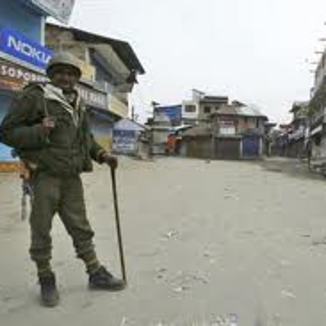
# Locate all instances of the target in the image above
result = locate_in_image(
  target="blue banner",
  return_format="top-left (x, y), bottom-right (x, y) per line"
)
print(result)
top-left (0, 28), bottom-right (53, 70)
top-left (155, 105), bottom-right (182, 126)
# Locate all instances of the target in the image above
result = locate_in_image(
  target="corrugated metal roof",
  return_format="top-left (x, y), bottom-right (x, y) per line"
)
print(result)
top-left (236, 104), bottom-right (266, 117)
top-left (200, 96), bottom-right (229, 104)
top-left (216, 106), bottom-right (238, 115)
top-left (214, 104), bottom-right (267, 118)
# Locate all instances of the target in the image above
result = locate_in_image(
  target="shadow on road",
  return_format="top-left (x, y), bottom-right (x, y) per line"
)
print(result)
top-left (256, 157), bottom-right (325, 182)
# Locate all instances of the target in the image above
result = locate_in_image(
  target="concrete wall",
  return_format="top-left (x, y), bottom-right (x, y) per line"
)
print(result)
top-left (182, 100), bottom-right (199, 122)
top-left (198, 103), bottom-right (217, 122)
top-left (213, 116), bottom-right (265, 135)
top-left (45, 28), bottom-right (88, 61)
top-left (237, 117), bottom-right (265, 134)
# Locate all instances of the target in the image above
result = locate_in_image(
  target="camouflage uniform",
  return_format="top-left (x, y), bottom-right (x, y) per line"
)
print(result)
top-left (1, 83), bottom-right (105, 275)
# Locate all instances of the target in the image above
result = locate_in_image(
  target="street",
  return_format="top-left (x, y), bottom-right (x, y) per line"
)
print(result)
top-left (0, 157), bottom-right (326, 325)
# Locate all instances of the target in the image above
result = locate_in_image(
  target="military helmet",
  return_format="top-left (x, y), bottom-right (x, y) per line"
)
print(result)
top-left (46, 52), bottom-right (82, 78)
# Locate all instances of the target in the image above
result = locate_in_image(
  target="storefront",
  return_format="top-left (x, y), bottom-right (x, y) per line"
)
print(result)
top-left (78, 83), bottom-right (114, 151)
top-left (0, 58), bottom-right (48, 163)
top-left (0, 1), bottom-right (48, 170)
top-left (0, 28), bottom-right (51, 167)
top-left (0, 1), bottom-right (77, 171)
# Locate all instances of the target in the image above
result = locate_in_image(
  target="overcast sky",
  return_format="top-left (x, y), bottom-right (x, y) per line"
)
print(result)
top-left (69, 0), bottom-right (326, 124)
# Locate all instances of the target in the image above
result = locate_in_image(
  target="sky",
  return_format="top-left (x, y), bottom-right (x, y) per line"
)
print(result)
top-left (67, 0), bottom-right (326, 124)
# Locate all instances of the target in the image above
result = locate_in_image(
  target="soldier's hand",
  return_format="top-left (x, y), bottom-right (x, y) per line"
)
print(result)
top-left (102, 153), bottom-right (118, 169)
top-left (42, 117), bottom-right (56, 134)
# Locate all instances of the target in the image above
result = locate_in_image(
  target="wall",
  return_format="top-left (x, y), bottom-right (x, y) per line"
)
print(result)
top-left (45, 27), bottom-right (88, 61)
top-left (182, 100), bottom-right (199, 122)
top-left (198, 103), bottom-right (214, 122)
top-left (198, 102), bottom-right (227, 122)
top-left (237, 117), bottom-right (264, 133)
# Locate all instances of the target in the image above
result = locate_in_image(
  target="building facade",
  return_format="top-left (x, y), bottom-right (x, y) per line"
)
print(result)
top-left (45, 23), bottom-right (145, 151)
top-left (286, 101), bottom-right (309, 158)
top-left (308, 48), bottom-right (326, 170)
top-left (181, 90), bottom-right (229, 126)
top-left (0, 0), bottom-right (75, 169)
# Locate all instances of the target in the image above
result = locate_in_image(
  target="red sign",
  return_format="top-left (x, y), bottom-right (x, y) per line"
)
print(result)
top-left (0, 59), bottom-right (47, 91)
top-left (0, 59), bottom-right (107, 110)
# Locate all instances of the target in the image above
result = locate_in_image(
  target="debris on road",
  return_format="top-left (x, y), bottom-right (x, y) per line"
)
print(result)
top-left (162, 230), bottom-right (179, 240)
top-left (281, 289), bottom-right (296, 299)
top-left (172, 285), bottom-right (190, 293)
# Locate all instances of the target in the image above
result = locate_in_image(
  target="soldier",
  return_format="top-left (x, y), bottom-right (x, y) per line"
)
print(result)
top-left (0, 52), bottom-right (125, 307)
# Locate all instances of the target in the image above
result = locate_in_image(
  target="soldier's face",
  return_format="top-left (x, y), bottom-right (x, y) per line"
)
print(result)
top-left (51, 67), bottom-right (79, 92)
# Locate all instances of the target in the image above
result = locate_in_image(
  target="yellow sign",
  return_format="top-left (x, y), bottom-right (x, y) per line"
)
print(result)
top-left (109, 95), bottom-right (129, 118)
top-left (78, 59), bottom-right (96, 83)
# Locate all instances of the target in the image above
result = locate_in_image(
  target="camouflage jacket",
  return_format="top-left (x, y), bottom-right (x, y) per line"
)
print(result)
top-left (0, 83), bottom-right (106, 176)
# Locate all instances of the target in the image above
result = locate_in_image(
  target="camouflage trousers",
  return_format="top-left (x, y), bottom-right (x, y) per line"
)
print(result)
top-left (29, 171), bottom-right (98, 269)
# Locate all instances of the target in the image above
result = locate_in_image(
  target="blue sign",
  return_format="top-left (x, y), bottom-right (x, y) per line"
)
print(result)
top-left (156, 105), bottom-right (182, 126)
top-left (113, 130), bottom-right (137, 154)
top-left (0, 29), bottom-right (53, 70)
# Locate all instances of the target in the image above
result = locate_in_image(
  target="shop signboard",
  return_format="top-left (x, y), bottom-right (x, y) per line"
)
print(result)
top-left (0, 28), bottom-right (53, 71)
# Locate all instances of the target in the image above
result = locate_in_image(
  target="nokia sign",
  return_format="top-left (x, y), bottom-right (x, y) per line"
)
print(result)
top-left (0, 29), bottom-right (53, 71)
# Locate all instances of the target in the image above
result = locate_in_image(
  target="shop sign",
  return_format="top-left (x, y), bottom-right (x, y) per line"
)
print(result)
top-left (77, 84), bottom-right (108, 109)
top-left (0, 28), bottom-right (53, 70)
top-left (0, 59), bottom-right (47, 91)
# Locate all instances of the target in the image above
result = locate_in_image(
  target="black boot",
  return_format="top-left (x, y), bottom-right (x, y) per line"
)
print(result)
top-left (39, 272), bottom-right (60, 307)
top-left (89, 266), bottom-right (125, 291)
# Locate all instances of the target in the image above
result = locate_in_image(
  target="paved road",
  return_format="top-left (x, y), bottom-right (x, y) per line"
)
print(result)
top-left (0, 157), bottom-right (326, 326)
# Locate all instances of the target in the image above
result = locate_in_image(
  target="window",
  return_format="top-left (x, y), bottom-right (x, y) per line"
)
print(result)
top-left (204, 106), bottom-right (211, 114)
top-left (185, 105), bottom-right (196, 113)
top-left (256, 119), bottom-right (260, 128)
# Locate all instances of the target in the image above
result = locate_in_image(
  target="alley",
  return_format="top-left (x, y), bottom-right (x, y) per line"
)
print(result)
top-left (0, 157), bottom-right (326, 325)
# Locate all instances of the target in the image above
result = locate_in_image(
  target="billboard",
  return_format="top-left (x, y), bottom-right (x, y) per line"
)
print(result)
top-left (0, 28), bottom-right (53, 71)
top-left (0, 59), bottom-right (48, 92)
top-left (155, 105), bottom-right (182, 126)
